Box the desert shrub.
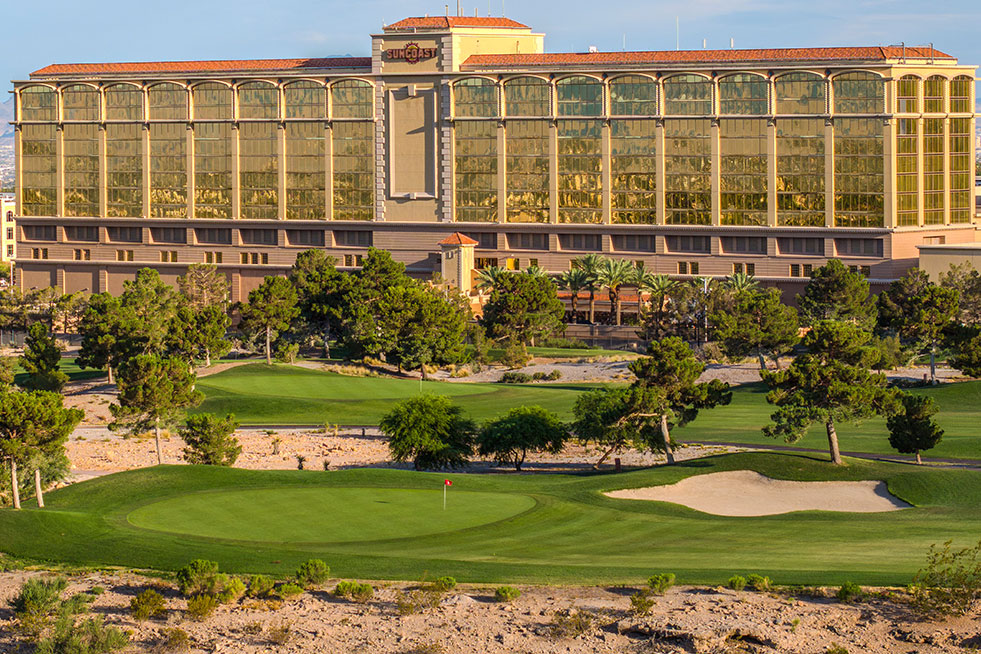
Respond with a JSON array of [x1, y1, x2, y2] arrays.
[[727, 575, 747, 591], [431, 576, 457, 592], [295, 559, 330, 588], [130, 589, 166, 621], [909, 539, 981, 618], [647, 573, 676, 595], [35, 615, 129, 654], [180, 414, 241, 466], [746, 574, 772, 592], [267, 621, 293, 646], [394, 588, 442, 615], [549, 608, 594, 639], [243, 621, 263, 635], [500, 341, 530, 369], [403, 642, 444, 654], [276, 583, 304, 600], [531, 371, 547, 381], [89, 587, 104, 596], [334, 581, 373, 603], [175, 559, 220, 597], [629, 591, 655, 616], [155, 627, 191, 653], [395, 590, 419, 615], [185, 594, 218, 621], [836, 581, 864, 603], [546, 369, 562, 380], [12, 576, 68, 637], [494, 586, 521, 603], [217, 577, 246, 604], [247, 574, 275, 598], [498, 372, 531, 384], [274, 342, 300, 364], [826, 646, 848, 654]]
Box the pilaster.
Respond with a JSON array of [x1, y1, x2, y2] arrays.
[[710, 118, 721, 226], [824, 118, 834, 228], [766, 118, 777, 227], [601, 119, 612, 224]]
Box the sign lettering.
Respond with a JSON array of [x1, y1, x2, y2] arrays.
[[385, 42, 437, 64]]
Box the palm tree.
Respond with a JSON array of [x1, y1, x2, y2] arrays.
[[639, 273, 677, 340], [595, 258, 635, 326], [574, 253, 605, 324], [524, 265, 548, 278], [558, 268, 591, 323], [630, 264, 647, 321], [474, 266, 506, 293], [725, 271, 759, 295]]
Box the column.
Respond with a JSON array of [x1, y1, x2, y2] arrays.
[[14, 126, 22, 216], [277, 122, 287, 220], [141, 124, 151, 219], [916, 116, 925, 226], [601, 119, 612, 225], [324, 121, 333, 221], [56, 125, 65, 217], [882, 118, 896, 228], [231, 124, 240, 219], [824, 118, 835, 228], [497, 120, 506, 224], [766, 118, 777, 227], [942, 116, 950, 225], [710, 118, 721, 226], [186, 123, 195, 219], [548, 119, 558, 224], [98, 125, 107, 218], [655, 119, 665, 225]]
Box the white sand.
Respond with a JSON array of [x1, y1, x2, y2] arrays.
[[605, 470, 911, 516]]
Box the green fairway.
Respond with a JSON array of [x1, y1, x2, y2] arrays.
[[195, 363, 592, 424], [2, 453, 980, 586]]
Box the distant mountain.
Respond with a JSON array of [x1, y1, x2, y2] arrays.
[[0, 97, 12, 126]]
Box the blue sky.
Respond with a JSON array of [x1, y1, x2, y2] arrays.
[[3, 0, 979, 101]]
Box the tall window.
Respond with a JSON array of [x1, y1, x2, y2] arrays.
[[238, 82, 279, 119], [286, 122, 326, 220], [775, 72, 825, 114], [106, 123, 143, 217], [505, 120, 549, 222], [62, 85, 100, 121], [332, 121, 373, 220], [239, 122, 279, 219], [896, 118, 918, 227], [148, 83, 187, 120], [64, 124, 100, 217], [454, 78, 497, 117], [923, 76, 945, 113], [454, 120, 497, 222], [331, 80, 373, 119], [20, 124, 57, 216], [284, 81, 325, 119], [194, 122, 232, 218], [150, 122, 187, 218], [897, 76, 919, 113], [719, 74, 768, 115], [950, 118, 971, 224], [105, 84, 143, 121], [19, 86, 57, 121], [556, 76, 602, 117], [504, 77, 549, 117], [951, 76, 973, 113], [832, 73, 883, 114], [720, 119, 767, 225], [663, 75, 712, 115], [834, 118, 883, 227], [611, 119, 656, 224], [664, 119, 711, 225], [557, 120, 602, 223], [777, 118, 824, 226], [923, 118, 944, 225], [610, 76, 657, 116], [193, 83, 233, 120]]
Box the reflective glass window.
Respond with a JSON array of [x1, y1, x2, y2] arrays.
[[897, 76, 919, 113], [505, 120, 549, 222], [504, 77, 549, 117], [834, 118, 884, 227], [454, 78, 497, 118], [106, 123, 143, 217], [611, 119, 656, 224], [720, 118, 767, 225], [286, 122, 326, 220], [951, 76, 972, 113], [332, 121, 374, 220], [610, 76, 657, 116], [775, 73, 825, 114], [240, 121, 279, 219], [194, 122, 232, 219], [719, 74, 768, 115], [331, 80, 373, 119], [832, 72, 884, 114], [284, 81, 325, 119], [62, 85, 100, 121], [664, 118, 711, 224], [557, 119, 602, 223], [556, 76, 602, 117], [923, 118, 944, 225], [105, 85, 143, 121], [148, 83, 187, 120], [895, 118, 918, 226], [19, 86, 57, 121], [663, 75, 712, 116], [20, 124, 57, 216], [64, 124, 100, 217], [239, 82, 279, 120], [777, 118, 825, 226], [193, 83, 233, 120], [924, 76, 945, 113], [150, 122, 187, 217], [950, 117, 971, 224], [454, 120, 498, 222]]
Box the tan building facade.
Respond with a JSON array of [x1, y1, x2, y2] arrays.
[[10, 15, 978, 299], [0, 194, 16, 265]]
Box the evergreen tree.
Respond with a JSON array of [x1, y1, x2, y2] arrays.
[[796, 259, 877, 330], [382, 283, 470, 378], [238, 277, 300, 365], [887, 393, 943, 464], [20, 323, 68, 392], [288, 250, 347, 357], [118, 268, 181, 356], [480, 272, 564, 346], [939, 262, 981, 326], [711, 288, 800, 371], [180, 414, 241, 466], [380, 395, 475, 470], [178, 263, 230, 311], [167, 303, 231, 367], [76, 293, 136, 383], [478, 406, 567, 471]]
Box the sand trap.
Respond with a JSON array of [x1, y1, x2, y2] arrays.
[[605, 470, 910, 516]]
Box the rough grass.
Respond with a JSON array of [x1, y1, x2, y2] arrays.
[[1, 452, 980, 586]]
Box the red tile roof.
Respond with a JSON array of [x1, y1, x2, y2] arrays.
[[463, 46, 954, 68], [439, 233, 480, 246], [385, 16, 529, 30], [31, 57, 372, 77]]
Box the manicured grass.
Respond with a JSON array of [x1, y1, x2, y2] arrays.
[[12, 356, 106, 385], [194, 363, 593, 425], [488, 346, 634, 360], [1, 452, 980, 585]]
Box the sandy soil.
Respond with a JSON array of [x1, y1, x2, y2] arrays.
[[605, 470, 910, 517], [0, 571, 976, 654]]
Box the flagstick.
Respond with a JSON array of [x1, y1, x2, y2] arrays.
[[443, 483, 447, 510]]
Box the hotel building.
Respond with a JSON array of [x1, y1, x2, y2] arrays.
[[10, 16, 978, 299]]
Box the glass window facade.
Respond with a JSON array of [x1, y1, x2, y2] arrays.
[[194, 122, 232, 219], [557, 119, 602, 223], [106, 123, 143, 217], [284, 81, 326, 119], [332, 121, 374, 220], [20, 86, 57, 121], [238, 82, 279, 119], [505, 119, 549, 222], [895, 118, 918, 226], [62, 85, 100, 121], [611, 119, 656, 224], [454, 120, 498, 222], [950, 76, 972, 113], [149, 122, 187, 217], [148, 83, 187, 121], [834, 118, 883, 227], [923, 118, 945, 225], [775, 73, 825, 114], [454, 78, 497, 118], [664, 119, 711, 224], [331, 80, 373, 119], [663, 75, 712, 115], [949, 117, 972, 224], [556, 77, 602, 116], [720, 118, 767, 225], [239, 121, 279, 219], [719, 74, 768, 115], [923, 76, 945, 113], [193, 83, 233, 120], [776, 118, 825, 226], [610, 76, 657, 116], [63, 124, 100, 217], [832, 73, 884, 114], [20, 124, 57, 216], [897, 76, 919, 113], [505, 77, 549, 117], [105, 84, 143, 121], [286, 122, 326, 220]]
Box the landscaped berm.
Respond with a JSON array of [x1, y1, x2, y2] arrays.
[[2, 452, 980, 586]]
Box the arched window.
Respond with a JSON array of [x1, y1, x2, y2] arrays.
[[331, 80, 373, 119], [832, 72, 883, 114], [924, 76, 946, 113], [19, 86, 57, 121], [663, 75, 711, 115], [951, 76, 973, 113], [105, 84, 143, 121], [453, 78, 497, 118], [719, 74, 768, 115], [62, 85, 100, 121], [504, 77, 549, 117], [193, 83, 233, 120], [238, 81, 279, 119], [556, 76, 602, 116], [284, 81, 325, 119], [775, 72, 825, 114], [897, 75, 919, 113], [148, 83, 187, 120], [609, 75, 657, 116]]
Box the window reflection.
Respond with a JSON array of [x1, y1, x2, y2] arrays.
[[331, 80, 373, 119], [834, 118, 883, 227], [20, 124, 57, 216], [897, 76, 918, 113], [557, 119, 602, 223], [950, 118, 971, 224], [832, 73, 883, 114], [62, 85, 100, 121], [611, 119, 656, 224], [610, 76, 657, 116], [239, 82, 279, 120], [105, 84, 143, 121], [775, 73, 825, 114], [506, 120, 549, 222], [777, 118, 824, 226], [664, 118, 711, 224], [240, 122, 279, 219], [148, 83, 187, 121], [719, 75, 767, 115], [720, 118, 767, 225], [332, 121, 373, 220], [284, 81, 326, 119], [896, 118, 918, 226], [454, 78, 497, 118], [663, 75, 711, 116], [505, 77, 549, 117], [455, 120, 498, 222], [107, 123, 143, 217], [556, 76, 602, 117], [20, 86, 57, 122], [193, 83, 233, 120], [286, 122, 326, 219], [194, 122, 232, 219], [923, 118, 944, 225], [150, 122, 187, 217]]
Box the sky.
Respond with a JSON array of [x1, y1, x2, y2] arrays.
[[2, 0, 979, 102]]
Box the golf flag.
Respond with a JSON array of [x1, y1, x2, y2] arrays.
[[444, 479, 453, 486], [443, 479, 451, 510]]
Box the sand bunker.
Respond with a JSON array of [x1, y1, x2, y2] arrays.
[[605, 470, 910, 516]]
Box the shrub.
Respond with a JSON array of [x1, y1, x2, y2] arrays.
[[542, 337, 591, 350], [746, 574, 772, 592], [247, 574, 275, 598], [334, 581, 374, 603], [155, 627, 191, 653], [549, 608, 594, 639], [176, 559, 220, 597], [404, 642, 444, 654], [629, 591, 654, 616], [186, 594, 218, 621], [836, 581, 864, 603], [431, 576, 457, 592], [909, 538, 981, 618], [394, 588, 442, 615], [180, 414, 242, 466], [130, 589, 166, 621], [217, 577, 246, 604], [546, 369, 562, 381], [494, 586, 521, 603], [12, 576, 68, 637], [36, 615, 129, 654], [647, 573, 676, 595], [826, 646, 848, 654], [296, 559, 330, 588], [499, 372, 531, 384], [276, 583, 304, 600], [500, 342, 530, 369], [380, 395, 475, 471], [274, 342, 300, 365], [727, 575, 747, 591], [267, 621, 293, 646], [531, 371, 547, 381], [89, 587, 105, 596]]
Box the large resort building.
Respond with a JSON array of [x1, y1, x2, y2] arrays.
[[10, 15, 978, 299]]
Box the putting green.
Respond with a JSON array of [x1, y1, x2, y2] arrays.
[[127, 487, 537, 543]]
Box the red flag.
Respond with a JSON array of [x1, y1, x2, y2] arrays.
[[444, 479, 453, 486]]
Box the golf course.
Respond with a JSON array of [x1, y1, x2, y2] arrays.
[[2, 452, 979, 586]]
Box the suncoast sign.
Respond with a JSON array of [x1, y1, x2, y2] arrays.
[[385, 42, 437, 64]]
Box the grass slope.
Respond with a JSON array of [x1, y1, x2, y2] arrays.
[[1, 452, 979, 586]]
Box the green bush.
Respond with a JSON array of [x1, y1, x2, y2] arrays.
[[267, 621, 293, 646], [746, 574, 772, 592], [12, 576, 68, 638], [276, 583, 304, 600], [549, 608, 593, 639], [431, 576, 457, 592], [826, 646, 848, 654], [647, 573, 675, 595], [629, 591, 654, 615], [180, 414, 241, 466], [295, 559, 330, 588], [499, 372, 531, 384], [334, 581, 374, 603], [247, 574, 275, 598], [175, 559, 220, 597], [35, 615, 129, 654], [217, 577, 246, 604], [909, 538, 981, 618], [836, 581, 864, 603], [531, 371, 547, 381], [130, 589, 166, 621], [727, 575, 747, 591], [156, 627, 190, 653], [494, 586, 521, 603], [541, 337, 592, 350], [546, 369, 562, 380], [185, 594, 218, 622], [500, 342, 530, 369]]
